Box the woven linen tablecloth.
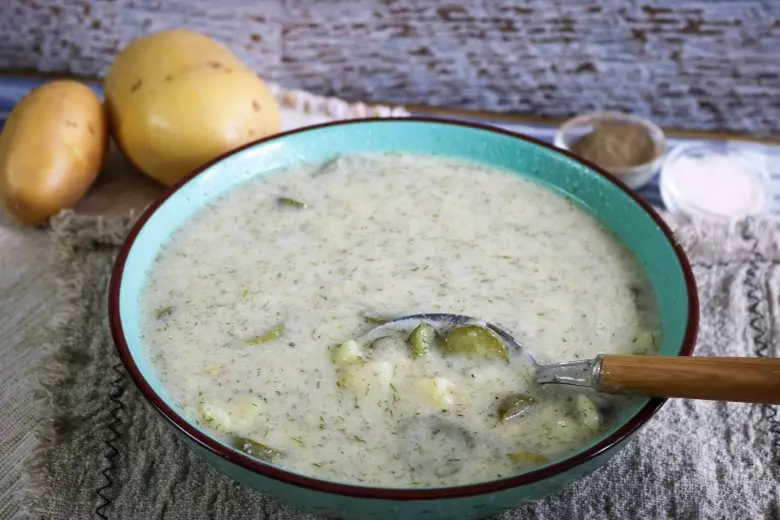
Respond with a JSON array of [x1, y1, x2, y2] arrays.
[[0, 213, 59, 520], [10, 211, 780, 520]]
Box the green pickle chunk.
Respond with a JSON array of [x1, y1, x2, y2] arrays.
[[154, 306, 173, 320], [497, 392, 535, 423], [277, 197, 307, 208], [441, 325, 509, 362], [407, 322, 437, 358], [246, 322, 285, 344], [232, 436, 283, 463], [507, 450, 549, 466]]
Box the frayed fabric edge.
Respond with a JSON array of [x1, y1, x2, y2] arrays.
[[12, 210, 138, 520]]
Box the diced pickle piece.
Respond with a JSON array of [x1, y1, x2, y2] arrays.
[[573, 395, 601, 431], [232, 436, 283, 463], [441, 325, 509, 362], [330, 339, 363, 365], [277, 197, 307, 208], [246, 322, 285, 344], [497, 392, 535, 423], [507, 450, 549, 466], [407, 322, 437, 358], [154, 306, 173, 320]]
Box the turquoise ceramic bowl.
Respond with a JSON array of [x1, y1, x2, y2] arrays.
[[110, 118, 698, 520]]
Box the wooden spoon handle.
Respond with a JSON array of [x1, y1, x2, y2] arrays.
[[598, 355, 780, 405]]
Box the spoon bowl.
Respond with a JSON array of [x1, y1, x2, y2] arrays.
[[359, 313, 524, 351], [362, 313, 780, 406]]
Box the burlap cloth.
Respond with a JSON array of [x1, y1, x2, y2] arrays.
[[2, 209, 776, 520]]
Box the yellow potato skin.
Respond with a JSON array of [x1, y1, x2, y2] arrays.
[[105, 29, 281, 186], [0, 80, 108, 226]]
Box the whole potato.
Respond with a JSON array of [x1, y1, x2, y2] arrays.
[[105, 29, 281, 186], [0, 80, 108, 226]]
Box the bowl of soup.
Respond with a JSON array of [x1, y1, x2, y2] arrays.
[[109, 118, 698, 520]]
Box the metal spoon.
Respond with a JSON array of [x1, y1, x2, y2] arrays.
[[362, 313, 780, 405]]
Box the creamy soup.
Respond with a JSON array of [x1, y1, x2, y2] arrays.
[[142, 153, 660, 487]]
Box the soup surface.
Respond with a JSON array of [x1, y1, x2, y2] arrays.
[[142, 153, 660, 487]]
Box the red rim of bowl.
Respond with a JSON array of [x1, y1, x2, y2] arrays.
[[109, 116, 699, 501]]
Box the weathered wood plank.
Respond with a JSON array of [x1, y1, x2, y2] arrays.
[[0, 0, 778, 134]]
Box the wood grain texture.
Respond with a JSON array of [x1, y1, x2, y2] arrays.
[[600, 355, 780, 405], [0, 0, 778, 134]]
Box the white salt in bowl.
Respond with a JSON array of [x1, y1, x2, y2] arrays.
[[659, 142, 773, 221]]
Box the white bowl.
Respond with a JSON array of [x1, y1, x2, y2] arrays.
[[659, 142, 773, 221]]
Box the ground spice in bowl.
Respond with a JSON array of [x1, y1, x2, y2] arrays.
[[554, 112, 667, 190], [570, 122, 657, 170]]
